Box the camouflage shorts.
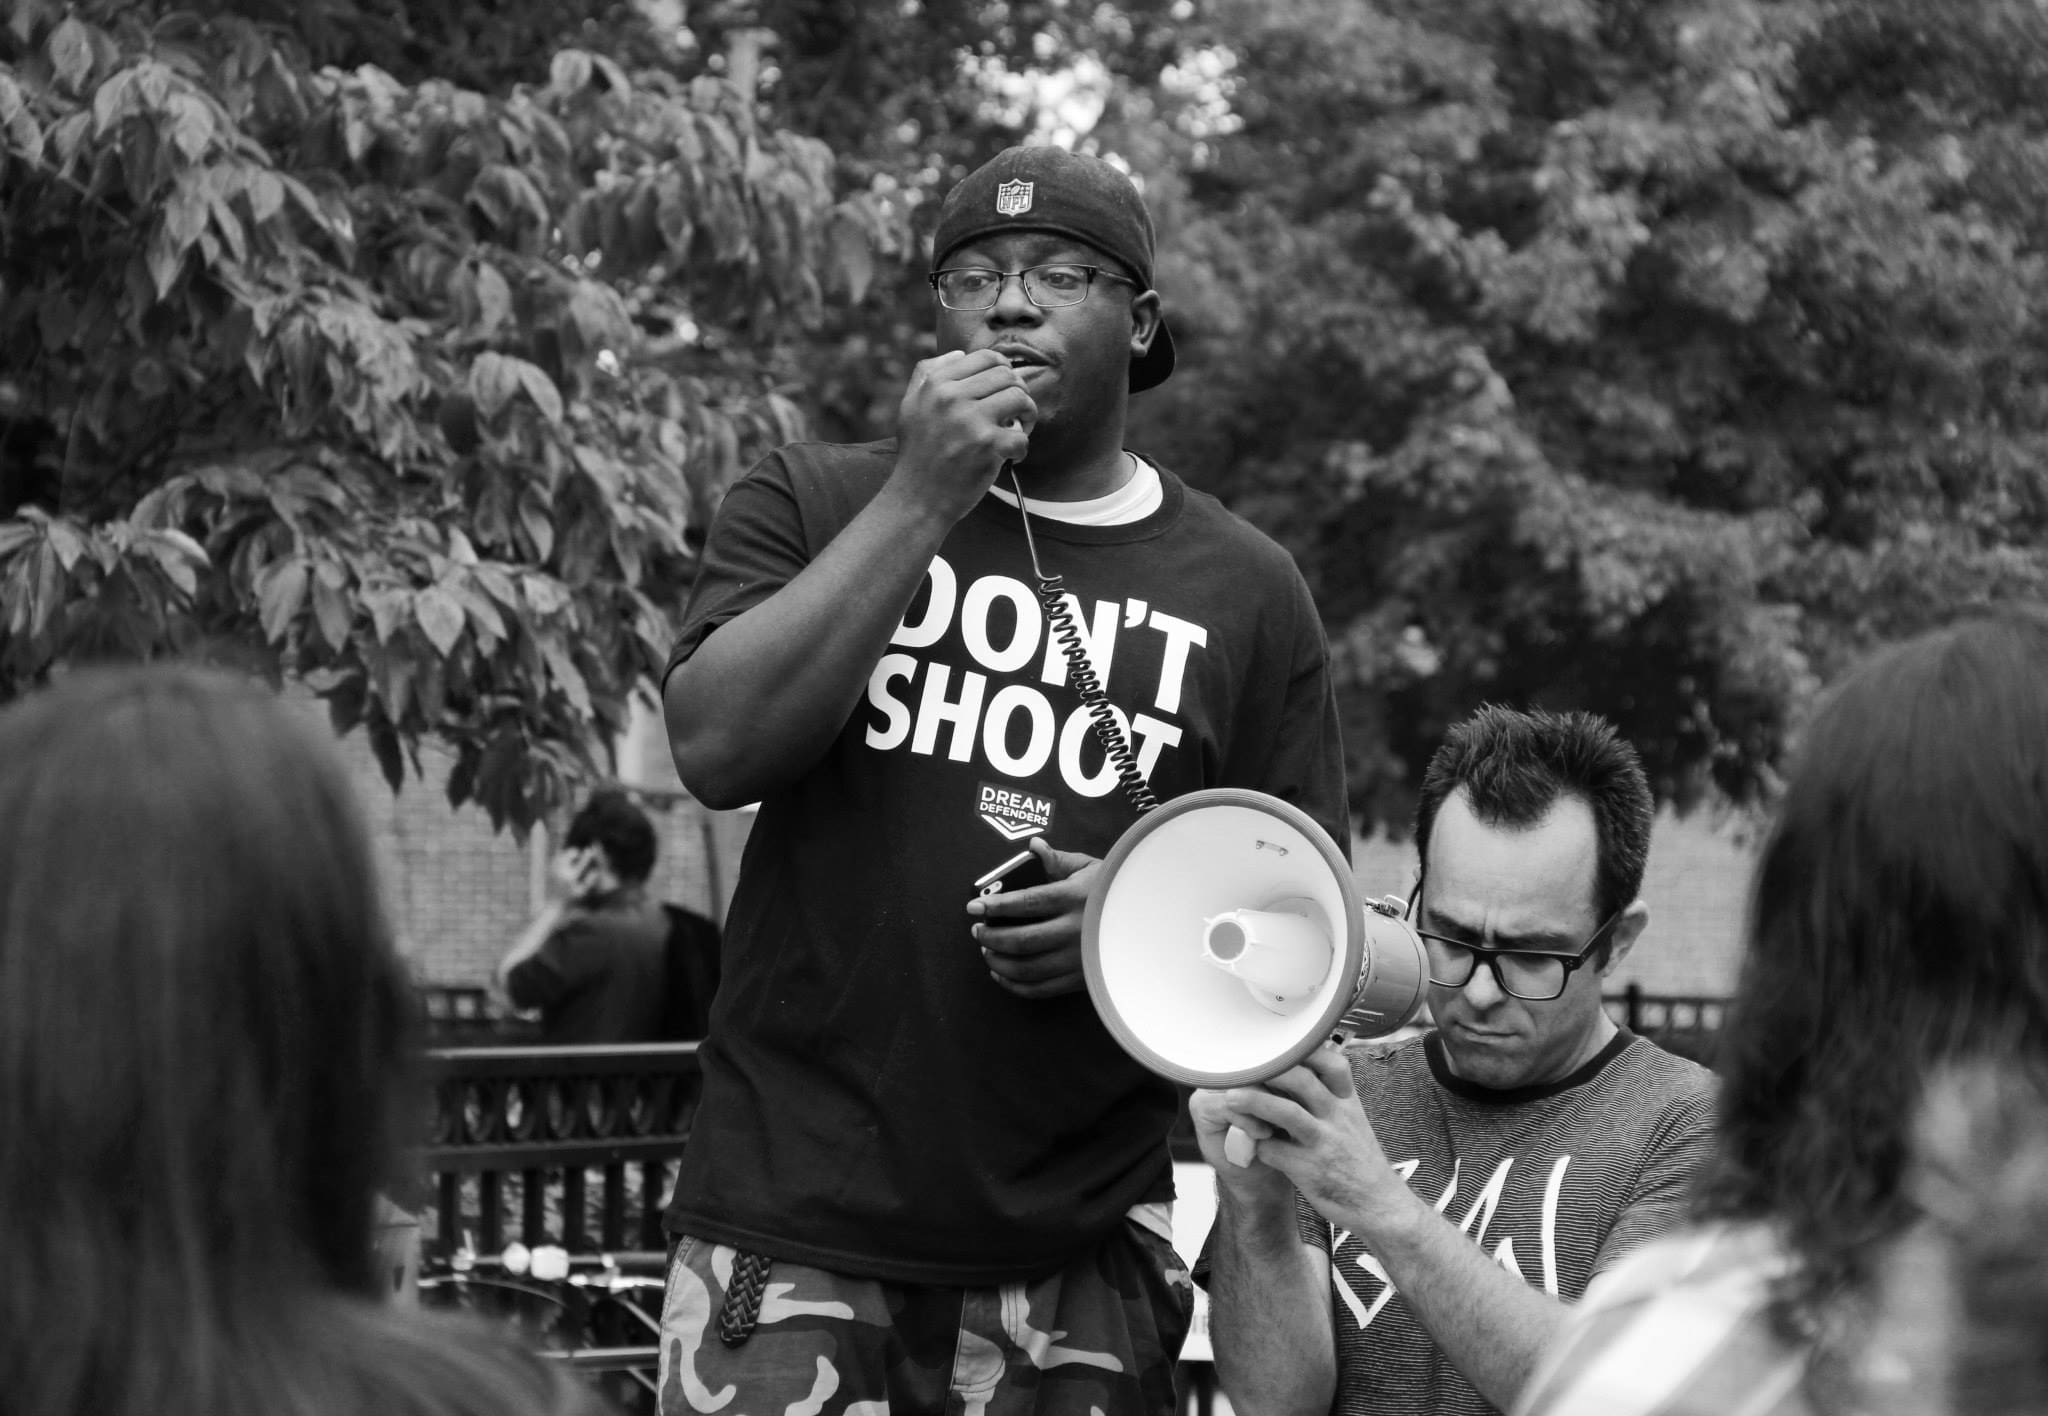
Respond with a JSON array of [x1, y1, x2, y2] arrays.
[[656, 1216, 1195, 1416]]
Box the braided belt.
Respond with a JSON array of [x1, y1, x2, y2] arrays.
[[717, 1249, 772, 1347]]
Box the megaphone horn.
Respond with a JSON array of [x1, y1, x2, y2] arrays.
[[1082, 788, 1430, 1095]]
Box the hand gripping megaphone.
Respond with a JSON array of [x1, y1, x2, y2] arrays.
[[1082, 788, 1430, 1163]]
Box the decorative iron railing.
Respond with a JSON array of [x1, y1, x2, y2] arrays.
[[412, 1043, 701, 1412], [419, 1043, 700, 1255]]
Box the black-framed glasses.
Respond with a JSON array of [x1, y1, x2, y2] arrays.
[[1404, 884, 1619, 1002], [928, 264, 1135, 311]]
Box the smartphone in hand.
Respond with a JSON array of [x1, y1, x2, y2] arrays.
[[554, 846, 613, 903], [974, 841, 1051, 898]]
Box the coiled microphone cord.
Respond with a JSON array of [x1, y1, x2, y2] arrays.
[[1005, 461, 1159, 818]]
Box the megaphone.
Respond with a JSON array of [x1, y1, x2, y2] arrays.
[[1083, 788, 1430, 1158]]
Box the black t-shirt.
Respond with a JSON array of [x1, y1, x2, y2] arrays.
[[661, 440, 1351, 1284], [506, 891, 671, 1046]]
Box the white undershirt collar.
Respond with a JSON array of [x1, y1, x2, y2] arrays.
[[988, 452, 1162, 526]]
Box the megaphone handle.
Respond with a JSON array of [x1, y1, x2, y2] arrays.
[[1220, 1037, 1353, 1168], [1224, 1124, 1258, 1168]]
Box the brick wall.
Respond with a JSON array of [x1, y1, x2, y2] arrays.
[[350, 737, 536, 987]]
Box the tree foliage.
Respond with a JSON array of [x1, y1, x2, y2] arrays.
[[0, 0, 900, 829], [1124, 0, 2048, 823]]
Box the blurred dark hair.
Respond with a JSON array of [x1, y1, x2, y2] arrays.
[[564, 786, 657, 884], [0, 664, 602, 1416], [1698, 606, 2048, 1337], [1412, 706, 1654, 955]]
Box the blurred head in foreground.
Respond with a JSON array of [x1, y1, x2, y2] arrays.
[[0, 664, 599, 1416], [1702, 605, 2048, 1351]]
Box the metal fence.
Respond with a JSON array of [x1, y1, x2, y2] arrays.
[[412, 1043, 700, 1412]]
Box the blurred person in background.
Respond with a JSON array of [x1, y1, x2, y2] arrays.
[[497, 786, 682, 1046], [1515, 605, 2048, 1416], [0, 664, 606, 1416]]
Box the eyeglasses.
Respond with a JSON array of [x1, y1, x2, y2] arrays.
[[1405, 884, 1619, 1002], [928, 264, 1135, 311]]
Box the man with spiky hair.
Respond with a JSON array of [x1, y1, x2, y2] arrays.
[[1196, 707, 1716, 1416]]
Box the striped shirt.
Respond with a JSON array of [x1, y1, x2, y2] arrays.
[[1512, 1223, 1813, 1416], [1313, 1030, 1717, 1416]]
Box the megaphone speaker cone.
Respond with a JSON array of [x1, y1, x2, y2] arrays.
[[1084, 788, 1429, 1088]]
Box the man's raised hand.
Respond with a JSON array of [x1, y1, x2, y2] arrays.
[[894, 349, 1037, 517]]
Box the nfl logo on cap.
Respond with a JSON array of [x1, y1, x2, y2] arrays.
[[994, 179, 1034, 216]]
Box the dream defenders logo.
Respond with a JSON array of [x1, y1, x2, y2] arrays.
[[979, 783, 1054, 841]]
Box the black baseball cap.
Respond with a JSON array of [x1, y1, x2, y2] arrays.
[[930, 146, 1176, 393]]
